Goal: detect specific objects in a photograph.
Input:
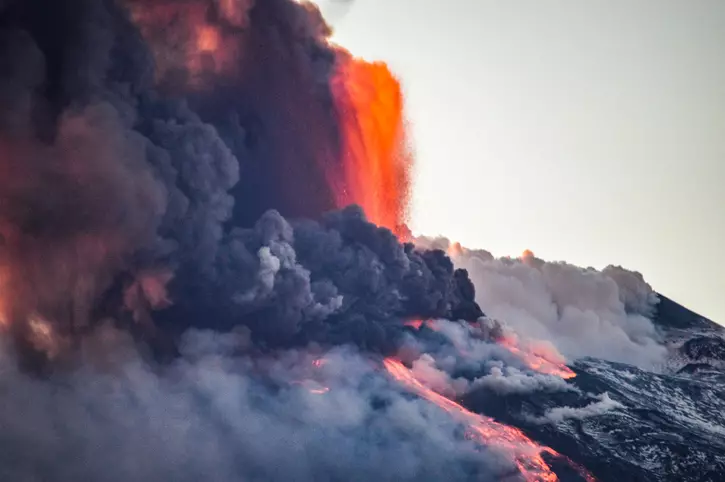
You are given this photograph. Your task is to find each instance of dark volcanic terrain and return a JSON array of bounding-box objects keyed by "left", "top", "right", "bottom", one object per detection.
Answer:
[{"left": 465, "top": 295, "right": 725, "bottom": 482}]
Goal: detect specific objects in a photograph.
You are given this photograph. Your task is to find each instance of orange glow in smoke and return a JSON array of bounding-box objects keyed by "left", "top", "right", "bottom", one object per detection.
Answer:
[
  {"left": 0, "top": 270, "right": 7, "bottom": 328},
  {"left": 384, "top": 358, "right": 595, "bottom": 482},
  {"left": 309, "top": 387, "right": 331, "bottom": 395},
  {"left": 499, "top": 336, "right": 576, "bottom": 380},
  {"left": 408, "top": 320, "right": 575, "bottom": 380},
  {"left": 404, "top": 319, "right": 424, "bottom": 330},
  {"left": 197, "top": 25, "right": 220, "bottom": 52},
  {"left": 127, "top": 1, "right": 243, "bottom": 88},
  {"left": 330, "top": 56, "right": 412, "bottom": 237}
]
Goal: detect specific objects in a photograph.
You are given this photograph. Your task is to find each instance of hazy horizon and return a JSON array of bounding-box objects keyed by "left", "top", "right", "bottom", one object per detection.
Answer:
[{"left": 314, "top": 0, "right": 725, "bottom": 323}]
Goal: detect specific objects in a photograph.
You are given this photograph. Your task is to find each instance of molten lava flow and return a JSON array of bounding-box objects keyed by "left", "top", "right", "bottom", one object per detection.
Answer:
[
  {"left": 384, "top": 358, "right": 596, "bottom": 482},
  {"left": 330, "top": 55, "right": 412, "bottom": 237},
  {"left": 385, "top": 358, "right": 559, "bottom": 481},
  {"left": 499, "top": 336, "right": 576, "bottom": 380}
]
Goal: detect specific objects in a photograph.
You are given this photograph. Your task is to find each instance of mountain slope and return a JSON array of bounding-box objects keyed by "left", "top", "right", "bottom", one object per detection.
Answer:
[{"left": 464, "top": 295, "right": 725, "bottom": 481}]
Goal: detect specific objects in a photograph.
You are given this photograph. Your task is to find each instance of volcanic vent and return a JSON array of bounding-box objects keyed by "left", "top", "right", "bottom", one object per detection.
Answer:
[{"left": 0, "top": 1, "right": 594, "bottom": 481}]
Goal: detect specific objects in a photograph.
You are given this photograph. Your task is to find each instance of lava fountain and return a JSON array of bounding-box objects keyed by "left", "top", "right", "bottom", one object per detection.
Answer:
[{"left": 330, "top": 54, "right": 412, "bottom": 237}]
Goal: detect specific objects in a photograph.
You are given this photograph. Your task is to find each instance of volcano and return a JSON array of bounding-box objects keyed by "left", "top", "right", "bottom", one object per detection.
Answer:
[
  {"left": 461, "top": 295, "right": 725, "bottom": 482},
  {"left": 0, "top": 1, "right": 722, "bottom": 481}
]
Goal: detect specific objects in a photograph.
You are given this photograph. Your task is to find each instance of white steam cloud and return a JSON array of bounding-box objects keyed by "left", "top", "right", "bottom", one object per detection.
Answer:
[
  {"left": 526, "top": 393, "right": 625, "bottom": 425},
  {"left": 416, "top": 238, "right": 667, "bottom": 369},
  {"left": 472, "top": 365, "right": 578, "bottom": 396}
]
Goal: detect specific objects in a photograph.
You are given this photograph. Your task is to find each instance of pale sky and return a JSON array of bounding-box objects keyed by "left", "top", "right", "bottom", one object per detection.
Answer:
[{"left": 314, "top": 0, "right": 725, "bottom": 323}]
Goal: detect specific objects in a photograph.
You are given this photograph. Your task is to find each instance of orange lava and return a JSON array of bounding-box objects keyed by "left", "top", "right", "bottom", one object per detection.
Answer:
[
  {"left": 384, "top": 358, "right": 559, "bottom": 481},
  {"left": 384, "top": 358, "right": 595, "bottom": 482},
  {"left": 330, "top": 55, "right": 412, "bottom": 237},
  {"left": 499, "top": 337, "right": 576, "bottom": 380}
]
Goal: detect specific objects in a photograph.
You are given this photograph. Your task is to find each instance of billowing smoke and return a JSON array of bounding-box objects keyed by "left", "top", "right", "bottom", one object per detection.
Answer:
[
  {"left": 0, "top": 0, "right": 624, "bottom": 480},
  {"left": 0, "top": 0, "right": 552, "bottom": 480},
  {"left": 418, "top": 237, "right": 667, "bottom": 369},
  {"left": 0, "top": 0, "right": 461, "bottom": 361},
  {"left": 0, "top": 329, "right": 523, "bottom": 482}
]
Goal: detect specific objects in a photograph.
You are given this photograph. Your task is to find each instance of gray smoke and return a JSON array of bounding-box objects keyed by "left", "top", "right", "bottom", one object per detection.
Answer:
[
  {"left": 471, "top": 365, "right": 578, "bottom": 396},
  {"left": 0, "top": 1, "right": 605, "bottom": 480},
  {"left": 0, "top": 328, "right": 522, "bottom": 482}
]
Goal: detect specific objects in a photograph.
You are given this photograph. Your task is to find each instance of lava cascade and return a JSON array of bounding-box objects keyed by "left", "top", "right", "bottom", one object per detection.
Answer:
[{"left": 330, "top": 54, "right": 412, "bottom": 236}]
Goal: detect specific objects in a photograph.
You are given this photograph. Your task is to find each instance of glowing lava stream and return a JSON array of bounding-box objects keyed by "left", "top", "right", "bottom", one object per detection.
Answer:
[
  {"left": 383, "top": 358, "right": 596, "bottom": 482},
  {"left": 498, "top": 338, "right": 576, "bottom": 380},
  {"left": 407, "top": 320, "right": 576, "bottom": 380}
]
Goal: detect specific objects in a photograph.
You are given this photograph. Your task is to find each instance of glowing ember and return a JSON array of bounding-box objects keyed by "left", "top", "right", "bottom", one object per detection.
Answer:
[
  {"left": 330, "top": 55, "right": 412, "bottom": 237},
  {"left": 499, "top": 336, "right": 577, "bottom": 380},
  {"left": 197, "top": 25, "right": 220, "bottom": 52},
  {"left": 312, "top": 358, "right": 328, "bottom": 368},
  {"left": 404, "top": 319, "right": 424, "bottom": 330},
  {"left": 383, "top": 358, "right": 595, "bottom": 482}
]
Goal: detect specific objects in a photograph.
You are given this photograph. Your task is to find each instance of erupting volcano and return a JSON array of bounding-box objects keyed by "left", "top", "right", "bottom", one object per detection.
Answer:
[{"left": 5, "top": 0, "right": 718, "bottom": 481}]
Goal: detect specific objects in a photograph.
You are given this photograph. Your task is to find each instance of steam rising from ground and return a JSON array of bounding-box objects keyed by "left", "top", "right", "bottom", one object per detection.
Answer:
[
  {"left": 418, "top": 238, "right": 667, "bottom": 369},
  {"left": 526, "top": 393, "right": 625, "bottom": 426}
]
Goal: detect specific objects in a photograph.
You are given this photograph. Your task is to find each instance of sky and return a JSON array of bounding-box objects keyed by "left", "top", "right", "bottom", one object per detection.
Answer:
[{"left": 313, "top": 0, "right": 725, "bottom": 324}]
